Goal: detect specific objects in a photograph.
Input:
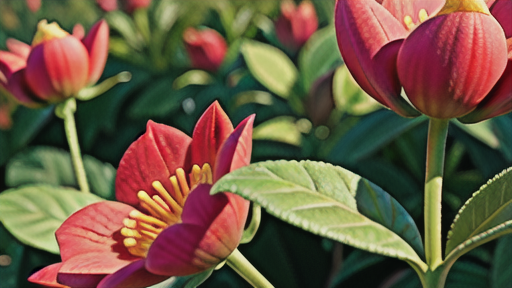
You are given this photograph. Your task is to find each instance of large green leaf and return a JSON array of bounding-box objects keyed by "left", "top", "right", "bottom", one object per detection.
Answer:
[
  {"left": 5, "top": 146, "right": 116, "bottom": 200},
  {"left": 252, "top": 116, "right": 302, "bottom": 146},
  {"left": 446, "top": 167, "right": 512, "bottom": 258},
  {"left": 329, "top": 110, "right": 428, "bottom": 164},
  {"left": 241, "top": 40, "right": 298, "bottom": 99},
  {"left": 452, "top": 119, "right": 499, "bottom": 149},
  {"left": 491, "top": 234, "right": 512, "bottom": 288},
  {"left": 211, "top": 160, "right": 425, "bottom": 268},
  {"left": 298, "top": 26, "right": 341, "bottom": 92},
  {"left": 0, "top": 185, "right": 104, "bottom": 254},
  {"left": 327, "top": 249, "right": 385, "bottom": 288}
]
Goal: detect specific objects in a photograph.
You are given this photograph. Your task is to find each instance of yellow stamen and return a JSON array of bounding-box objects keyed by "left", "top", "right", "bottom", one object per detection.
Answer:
[
  {"left": 418, "top": 9, "right": 429, "bottom": 23},
  {"left": 124, "top": 238, "right": 137, "bottom": 247},
  {"left": 123, "top": 218, "right": 137, "bottom": 229},
  {"left": 189, "top": 164, "right": 202, "bottom": 188},
  {"left": 120, "top": 227, "right": 141, "bottom": 238},
  {"left": 152, "top": 181, "right": 183, "bottom": 215},
  {"left": 176, "top": 168, "right": 190, "bottom": 197},
  {"left": 32, "top": 20, "right": 69, "bottom": 46},
  {"left": 201, "top": 163, "right": 213, "bottom": 184},
  {"left": 152, "top": 194, "right": 171, "bottom": 212},
  {"left": 138, "top": 222, "right": 163, "bottom": 235},
  {"left": 404, "top": 15, "right": 415, "bottom": 30},
  {"left": 138, "top": 191, "right": 179, "bottom": 224},
  {"left": 129, "top": 209, "right": 167, "bottom": 228}
]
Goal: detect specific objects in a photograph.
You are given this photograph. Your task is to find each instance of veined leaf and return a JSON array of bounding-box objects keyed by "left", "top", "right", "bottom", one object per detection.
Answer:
[
  {"left": 446, "top": 167, "right": 512, "bottom": 257},
  {"left": 491, "top": 234, "right": 512, "bottom": 288},
  {"left": 252, "top": 116, "right": 302, "bottom": 146},
  {"left": 211, "top": 160, "right": 425, "bottom": 268},
  {"left": 0, "top": 185, "right": 104, "bottom": 254},
  {"left": 241, "top": 40, "right": 298, "bottom": 99}
]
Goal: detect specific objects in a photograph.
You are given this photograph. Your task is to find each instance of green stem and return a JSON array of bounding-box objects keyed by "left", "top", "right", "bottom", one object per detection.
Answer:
[
  {"left": 55, "top": 98, "right": 90, "bottom": 193},
  {"left": 424, "top": 118, "right": 449, "bottom": 271},
  {"left": 226, "top": 248, "right": 274, "bottom": 288}
]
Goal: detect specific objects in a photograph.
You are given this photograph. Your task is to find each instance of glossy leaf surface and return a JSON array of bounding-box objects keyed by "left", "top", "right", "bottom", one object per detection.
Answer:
[
  {"left": 0, "top": 185, "right": 104, "bottom": 254},
  {"left": 211, "top": 160, "right": 424, "bottom": 266}
]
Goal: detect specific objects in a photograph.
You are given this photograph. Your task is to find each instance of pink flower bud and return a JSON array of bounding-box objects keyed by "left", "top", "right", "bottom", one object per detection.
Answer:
[
  {"left": 26, "top": 0, "right": 41, "bottom": 13},
  {"left": 275, "top": 1, "right": 318, "bottom": 52},
  {"left": 183, "top": 27, "right": 228, "bottom": 72}
]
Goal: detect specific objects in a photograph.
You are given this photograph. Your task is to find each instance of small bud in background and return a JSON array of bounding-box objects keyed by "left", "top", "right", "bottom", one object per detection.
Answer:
[
  {"left": 0, "top": 102, "right": 13, "bottom": 130},
  {"left": 26, "top": 0, "right": 41, "bottom": 13},
  {"left": 306, "top": 70, "right": 335, "bottom": 127},
  {"left": 275, "top": 0, "right": 318, "bottom": 52},
  {"left": 183, "top": 27, "right": 228, "bottom": 72},
  {"left": 0, "top": 19, "right": 109, "bottom": 107},
  {"left": 96, "top": 0, "right": 152, "bottom": 13}
]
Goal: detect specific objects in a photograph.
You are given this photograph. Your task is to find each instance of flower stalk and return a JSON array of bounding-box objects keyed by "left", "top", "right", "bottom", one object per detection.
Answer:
[
  {"left": 55, "top": 98, "right": 90, "bottom": 193},
  {"left": 226, "top": 248, "right": 274, "bottom": 288},
  {"left": 424, "top": 118, "right": 449, "bottom": 271}
]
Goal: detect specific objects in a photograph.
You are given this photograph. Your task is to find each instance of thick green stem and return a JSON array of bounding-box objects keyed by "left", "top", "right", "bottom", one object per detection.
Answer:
[
  {"left": 56, "top": 98, "right": 90, "bottom": 193},
  {"left": 424, "top": 118, "right": 449, "bottom": 271},
  {"left": 226, "top": 248, "right": 274, "bottom": 288}
]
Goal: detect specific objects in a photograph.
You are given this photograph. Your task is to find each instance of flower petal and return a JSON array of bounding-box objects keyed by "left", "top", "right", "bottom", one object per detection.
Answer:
[
  {"left": 4, "top": 70, "right": 45, "bottom": 108},
  {"left": 6, "top": 38, "right": 31, "bottom": 60},
  {"left": 213, "top": 114, "right": 254, "bottom": 182},
  {"left": 82, "top": 20, "right": 109, "bottom": 85},
  {"left": 73, "top": 24, "right": 85, "bottom": 40},
  {"left": 397, "top": 12, "right": 508, "bottom": 118},
  {"left": 116, "top": 120, "right": 191, "bottom": 210},
  {"left": 381, "top": 0, "right": 444, "bottom": 29},
  {"left": 335, "top": 0, "right": 419, "bottom": 117},
  {"left": 490, "top": 0, "right": 512, "bottom": 38},
  {"left": 147, "top": 184, "right": 246, "bottom": 276},
  {"left": 57, "top": 272, "right": 106, "bottom": 288},
  {"left": 0, "top": 50, "right": 27, "bottom": 81},
  {"left": 28, "top": 263, "right": 67, "bottom": 288},
  {"left": 459, "top": 38, "right": 512, "bottom": 123},
  {"left": 56, "top": 201, "right": 138, "bottom": 265},
  {"left": 26, "top": 36, "right": 89, "bottom": 101},
  {"left": 190, "top": 101, "right": 233, "bottom": 169},
  {"left": 97, "top": 259, "right": 169, "bottom": 288}
]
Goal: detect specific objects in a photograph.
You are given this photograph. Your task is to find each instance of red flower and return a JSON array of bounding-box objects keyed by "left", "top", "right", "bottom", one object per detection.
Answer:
[
  {"left": 29, "top": 102, "right": 255, "bottom": 288},
  {"left": 275, "top": 1, "right": 318, "bottom": 52},
  {"left": 335, "top": 0, "right": 511, "bottom": 120},
  {"left": 0, "top": 19, "right": 109, "bottom": 107},
  {"left": 96, "top": 0, "right": 152, "bottom": 13},
  {"left": 183, "top": 27, "right": 228, "bottom": 72}
]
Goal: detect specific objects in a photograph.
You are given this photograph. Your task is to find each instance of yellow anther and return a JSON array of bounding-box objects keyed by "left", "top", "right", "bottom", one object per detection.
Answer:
[
  {"left": 169, "top": 176, "right": 185, "bottom": 206},
  {"left": 152, "top": 194, "right": 171, "bottom": 211},
  {"left": 120, "top": 227, "right": 141, "bottom": 238},
  {"left": 403, "top": 15, "right": 415, "bottom": 30},
  {"left": 137, "top": 191, "right": 178, "bottom": 224},
  {"left": 32, "top": 20, "right": 69, "bottom": 46},
  {"left": 201, "top": 163, "right": 213, "bottom": 184},
  {"left": 123, "top": 218, "right": 137, "bottom": 229},
  {"left": 152, "top": 181, "right": 183, "bottom": 214},
  {"left": 418, "top": 9, "right": 429, "bottom": 23},
  {"left": 138, "top": 222, "right": 163, "bottom": 234},
  {"left": 140, "top": 230, "right": 158, "bottom": 240},
  {"left": 176, "top": 168, "right": 190, "bottom": 197},
  {"left": 190, "top": 164, "right": 202, "bottom": 188},
  {"left": 124, "top": 238, "right": 137, "bottom": 247}
]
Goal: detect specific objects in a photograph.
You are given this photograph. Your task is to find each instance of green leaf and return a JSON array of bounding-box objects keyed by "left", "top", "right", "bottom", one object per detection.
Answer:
[
  {"left": 333, "top": 65, "right": 381, "bottom": 116},
  {"left": 327, "top": 249, "right": 385, "bottom": 288},
  {"left": 452, "top": 119, "right": 499, "bottom": 149},
  {"left": 0, "top": 224, "right": 24, "bottom": 288},
  {"left": 329, "top": 110, "right": 428, "bottom": 164},
  {"left": 491, "top": 234, "right": 512, "bottom": 288},
  {"left": 298, "top": 26, "right": 341, "bottom": 92},
  {"left": 446, "top": 167, "right": 512, "bottom": 258},
  {"left": 211, "top": 160, "right": 425, "bottom": 268},
  {"left": 241, "top": 40, "right": 298, "bottom": 99},
  {"left": 0, "top": 185, "right": 104, "bottom": 254},
  {"left": 147, "top": 269, "right": 213, "bottom": 288},
  {"left": 5, "top": 146, "right": 116, "bottom": 200},
  {"left": 493, "top": 114, "right": 512, "bottom": 162},
  {"left": 252, "top": 116, "right": 302, "bottom": 146}
]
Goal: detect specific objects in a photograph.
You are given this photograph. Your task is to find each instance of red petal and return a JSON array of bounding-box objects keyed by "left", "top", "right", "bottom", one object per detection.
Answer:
[
  {"left": 381, "top": 0, "right": 444, "bottom": 29},
  {"left": 82, "top": 20, "right": 109, "bottom": 85},
  {"left": 190, "top": 101, "right": 233, "bottom": 169},
  {"left": 73, "top": 24, "right": 85, "bottom": 40},
  {"left": 335, "top": 0, "right": 418, "bottom": 117},
  {"left": 213, "top": 114, "right": 254, "bottom": 182},
  {"left": 291, "top": 1, "right": 318, "bottom": 47},
  {"left": 397, "top": 12, "right": 508, "bottom": 118},
  {"left": 97, "top": 259, "right": 169, "bottom": 288},
  {"left": 116, "top": 121, "right": 191, "bottom": 210},
  {"left": 4, "top": 70, "right": 44, "bottom": 108},
  {"left": 6, "top": 38, "right": 31, "bottom": 60},
  {"left": 56, "top": 201, "right": 139, "bottom": 266},
  {"left": 0, "top": 50, "right": 27, "bottom": 80},
  {"left": 25, "top": 36, "right": 89, "bottom": 101},
  {"left": 491, "top": 0, "right": 512, "bottom": 38},
  {"left": 57, "top": 273, "right": 106, "bottom": 288},
  {"left": 28, "top": 263, "right": 67, "bottom": 288}
]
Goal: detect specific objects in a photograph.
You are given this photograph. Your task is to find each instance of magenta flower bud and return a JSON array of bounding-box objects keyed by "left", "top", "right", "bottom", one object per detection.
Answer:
[
  {"left": 96, "top": 0, "right": 152, "bottom": 13},
  {"left": 26, "top": 0, "right": 41, "bottom": 13},
  {"left": 275, "top": 1, "right": 318, "bottom": 51},
  {"left": 0, "top": 19, "right": 109, "bottom": 107},
  {"left": 183, "top": 27, "right": 228, "bottom": 72}
]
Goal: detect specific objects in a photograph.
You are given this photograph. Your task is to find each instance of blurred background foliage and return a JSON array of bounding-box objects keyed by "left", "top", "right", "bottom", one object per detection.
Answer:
[{"left": 0, "top": 0, "right": 511, "bottom": 287}]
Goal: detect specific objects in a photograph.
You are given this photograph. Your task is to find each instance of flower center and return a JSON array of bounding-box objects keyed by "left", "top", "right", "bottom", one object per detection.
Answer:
[
  {"left": 32, "top": 20, "right": 69, "bottom": 46},
  {"left": 403, "top": 9, "right": 430, "bottom": 31},
  {"left": 120, "top": 163, "right": 213, "bottom": 258}
]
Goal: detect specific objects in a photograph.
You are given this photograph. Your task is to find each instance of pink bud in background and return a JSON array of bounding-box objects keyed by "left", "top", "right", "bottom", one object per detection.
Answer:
[
  {"left": 96, "top": 0, "right": 152, "bottom": 13},
  {"left": 26, "top": 0, "right": 41, "bottom": 13},
  {"left": 275, "top": 1, "right": 318, "bottom": 52},
  {"left": 0, "top": 19, "right": 109, "bottom": 107},
  {"left": 183, "top": 27, "right": 228, "bottom": 72},
  {"left": 96, "top": 0, "right": 118, "bottom": 12}
]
